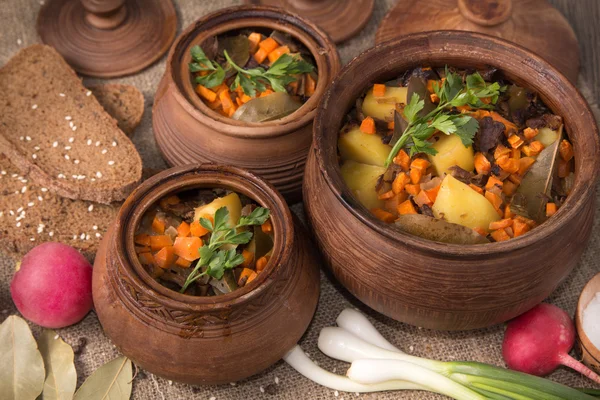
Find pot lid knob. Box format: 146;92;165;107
457;0;512;27
81;0;127;30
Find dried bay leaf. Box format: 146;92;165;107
389;110;409;146
38;330;77;400
0;315;45;400
73;356;132;400
232;92;302;122
516;125;563;223
219;35;250;69
407;76;436;117
395;214;489;245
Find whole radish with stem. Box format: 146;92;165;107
502;303;600;384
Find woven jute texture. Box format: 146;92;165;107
1;1;600;399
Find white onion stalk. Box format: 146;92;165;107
336;308;402;352
348;359;487;400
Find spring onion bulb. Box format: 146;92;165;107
335;308;402;352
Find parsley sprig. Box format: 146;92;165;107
179;206;271;294
384;69;504;166
189;45;314;98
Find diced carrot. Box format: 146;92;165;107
518;157;536;176
522;141;544;157
480;97;492;105
261;219;273;234
515;215;537;228
173;236;203;261
502;180;518;196
256;255;269;272
373;84;386;97
241;249;254;268
247;271;258;284
212;83;229;96
456;105;472;113
151;215;166;234
175;257;192;268
413;190;433;207
134;234;151;247
473;227;487;237
259;89;274;98
504;204;514;219
288;80;299;95
227;105;238;117
268;45;290;63
397;199;417;215
155;246;175;269
360;117;376;134
469;184;484;195
494;144;511;160
405;184;420;196
409;168;423;185
241;94;252;103
485;191;503;211
485;176;503;191
219;89;234;111
235;97;243;107
387;121;395;130
238;268;255;286
559;140;574;161
258;37;279;54
474;152;491;175
378;190;395;200
489;219;513;230
424;184;441;203
490;111;518;136
149;235;173;251
497;156;520;174
426;80;438;93
508;174;522;185
410;158;430;171
558;158;571;178
511;148;521;160
393;150;411;171
512;219;530;238
507;134;524;149
135;246;151;254
491;229;511;242
195;85;217;102
372;208;396;223
523;127;539;140
253;47;268;64
504;226;514;237
248;32;262;53
305;74;317;97
430;93;440;103
177;221;191;238
546;202;558;217
159;195;180;209
138;252;155;266
384;192;409;216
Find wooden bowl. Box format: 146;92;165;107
92;164;320;384
153;5;341;204
304;31;600;331
576;273;600;375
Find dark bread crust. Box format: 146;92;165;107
0;45;142;204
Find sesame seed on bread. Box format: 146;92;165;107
0;45;142;204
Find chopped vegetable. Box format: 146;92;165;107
360;116;376;134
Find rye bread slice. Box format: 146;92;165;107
89;84;145;136
0;45;142;204
0;154;119;260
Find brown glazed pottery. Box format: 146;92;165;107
153;6;341;204
92;164;320;384
304;31;600;331
576;273;600;375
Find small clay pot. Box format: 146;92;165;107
92;164;320;384
576;273;600;375
304;31;600;331
153;5;341;204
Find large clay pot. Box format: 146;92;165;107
304;31;600;331
153;6;341;204
93;164;320;384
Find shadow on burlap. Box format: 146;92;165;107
1;0;599;399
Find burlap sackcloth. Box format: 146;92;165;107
1;1;600;399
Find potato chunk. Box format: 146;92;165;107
536;127;559;147
362;86;408;121
432;175;500;232
428;134;475;176
340;160;386;210
338;127;392;167
194;192;242;228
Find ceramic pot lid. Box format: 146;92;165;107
376;0;580;83
244;0;375;43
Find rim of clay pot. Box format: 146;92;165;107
576;272;600;365
166;5;339;139
314;30;600;257
112;164;294;310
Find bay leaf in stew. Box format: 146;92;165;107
232;92;302;122
395;214;489;245
407;76;436;117
516;125;563;223
201;36;219;60
219;35;250;70
210;270;238;294
270;31;299;52
389;110;409;146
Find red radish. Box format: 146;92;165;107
502;303;600;384
10;242;93;328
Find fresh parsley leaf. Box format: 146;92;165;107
410;137;437;157
213;207;230;232
199;217;213;232
238;207;270;227
223;249;245;270
226;231;253;245
404;93;424;124
430;114;456;135
442;69;464;102
195;64;225;88
451;115;479;147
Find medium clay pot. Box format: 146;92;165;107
304;31;600;331
93;164;320;384
153;6;340;204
